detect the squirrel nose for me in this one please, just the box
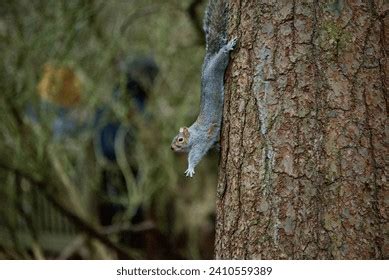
[171,145,174,150]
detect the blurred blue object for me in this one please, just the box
[52,108,79,138]
[96,122,120,162]
[115,56,158,111]
[94,56,158,164]
[24,103,83,139]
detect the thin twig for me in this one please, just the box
[57,234,86,260]
[120,5,161,34]
[102,220,155,235]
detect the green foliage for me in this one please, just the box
[0,0,216,259]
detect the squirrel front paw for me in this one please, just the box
[185,167,195,177]
[223,37,238,52]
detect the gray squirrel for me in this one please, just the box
[171,0,237,177]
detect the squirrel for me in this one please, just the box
[171,0,237,177]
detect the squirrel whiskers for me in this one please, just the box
[171,0,237,177]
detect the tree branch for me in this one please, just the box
[0,162,135,259]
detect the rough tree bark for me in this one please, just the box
[215,0,387,259]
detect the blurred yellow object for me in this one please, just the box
[37,64,82,107]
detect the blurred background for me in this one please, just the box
[0,0,219,259]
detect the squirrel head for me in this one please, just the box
[171,127,190,152]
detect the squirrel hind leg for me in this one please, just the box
[223,37,238,53]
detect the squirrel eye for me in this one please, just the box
[178,137,184,143]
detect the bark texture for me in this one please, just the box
[215,0,388,259]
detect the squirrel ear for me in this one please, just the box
[179,127,189,138]
[182,127,190,138]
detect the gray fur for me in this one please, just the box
[171,0,237,177]
[203,0,227,55]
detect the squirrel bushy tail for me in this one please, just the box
[203,0,228,55]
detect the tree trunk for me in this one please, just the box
[215,0,387,259]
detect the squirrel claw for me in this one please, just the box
[225,37,238,52]
[185,168,195,177]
